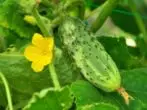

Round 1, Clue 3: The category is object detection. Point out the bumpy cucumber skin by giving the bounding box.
[58,17,121,92]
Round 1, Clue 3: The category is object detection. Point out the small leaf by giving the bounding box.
[23,86,74,110]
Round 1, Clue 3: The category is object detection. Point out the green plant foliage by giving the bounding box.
[0,26,25,51]
[100,68,147,110]
[121,68,147,108]
[0,52,51,107]
[0,0,38,38]
[69,68,147,110]
[1,0,147,109]
[23,86,74,110]
[0,49,79,108]
[98,36,143,69]
[78,103,119,110]
[71,80,103,107]
[54,48,81,85]
[111,6,140,35]
[19,0,36,14]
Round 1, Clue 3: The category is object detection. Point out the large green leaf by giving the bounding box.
[98,37,144,69]
[121,68,147,92]
[71,80,103,107]
[0,53,51,107]
[23,86,74,110]
[0,48,79,108]
[121,68,147,107]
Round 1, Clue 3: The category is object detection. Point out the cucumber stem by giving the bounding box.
[91,0,119,32]
[117,87,134,105]
[32,7,51,37]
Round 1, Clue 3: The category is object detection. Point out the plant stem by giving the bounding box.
[32,5,61,89]
[0,72,13,110]
[49,64,61,89]
[85,5,102,19]
[128,0,147,42]
[117,87,134,105]
[32,7,50,37]
[91,0,119,32]
[51,14,65,28]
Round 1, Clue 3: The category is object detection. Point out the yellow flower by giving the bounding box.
[24,33,54,72]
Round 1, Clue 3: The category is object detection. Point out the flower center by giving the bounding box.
[42,49,49,55]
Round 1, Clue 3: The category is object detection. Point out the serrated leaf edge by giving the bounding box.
[78,102,119,110]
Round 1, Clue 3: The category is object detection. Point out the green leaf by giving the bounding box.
[23,86,74,110]
[0,85,7,106]
[78,103,119,110]
[0,0,5,4]
[0,53,51,107]
[0,26,25,50]
[121,68,147,107]
[135,36,147,59]
[54,48,81,85]
[19,0,36,14]
[100,68,147,110]
[111,6,140,35]
[96,68,147,110]
[0,0,38,38]
[71,80,103,107]
[69,68,147,110]
[0,50,78,107]
[121,68,147,92]
[70,80,121,110]
[98,37,142,69]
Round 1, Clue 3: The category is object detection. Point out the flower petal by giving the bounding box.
[24,45,42,62]
[31,61,44,72]
[31,52,53,72]
[32,33,46,49]
[46,37,54,51]
[32,33,54,51]
[41,52,53,65]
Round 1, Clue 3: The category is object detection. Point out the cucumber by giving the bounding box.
[58,17,121,92]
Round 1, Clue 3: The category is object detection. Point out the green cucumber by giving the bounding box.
[58,17,121,92]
